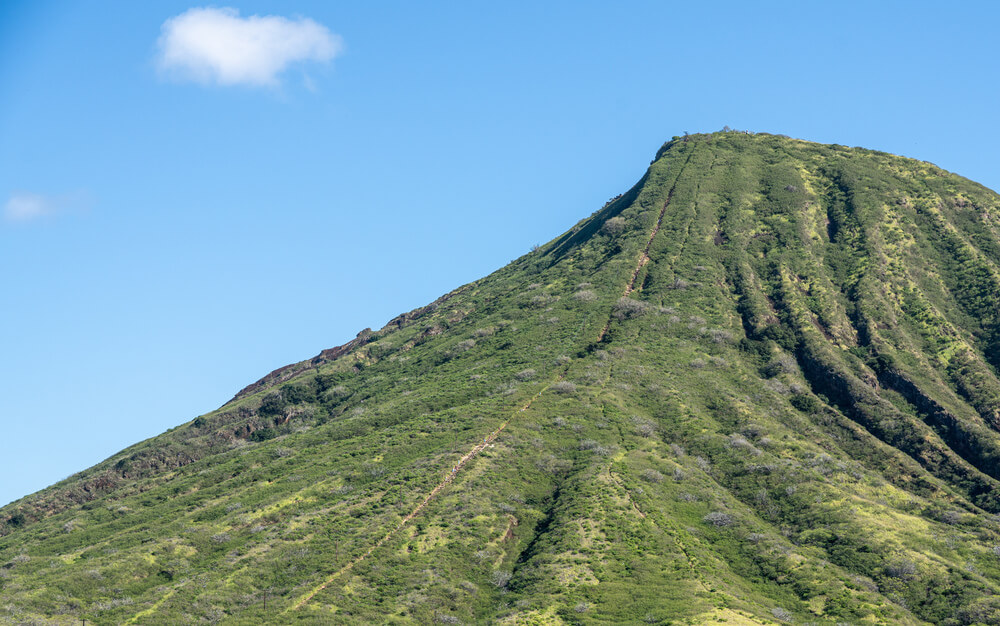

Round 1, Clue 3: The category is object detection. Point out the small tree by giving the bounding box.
[491,570,512,589]
[612,297,649,321]
[601,216,626,236]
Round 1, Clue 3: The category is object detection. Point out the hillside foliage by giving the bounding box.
[4,132,1000,624]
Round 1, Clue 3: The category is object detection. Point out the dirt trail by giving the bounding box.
[625,189,676,297]
[288,381,558,611]
[596,189,676,342]
[596,149,694,342]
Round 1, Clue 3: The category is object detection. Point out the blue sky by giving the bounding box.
[2,1,999,507]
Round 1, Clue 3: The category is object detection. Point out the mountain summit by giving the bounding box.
[4,132,1000,624]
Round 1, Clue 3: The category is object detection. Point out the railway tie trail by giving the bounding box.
[291,156,690,611]
[288,378,560,612]
[596,149,693,342]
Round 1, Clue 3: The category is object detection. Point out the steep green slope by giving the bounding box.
[4,132,1000,624]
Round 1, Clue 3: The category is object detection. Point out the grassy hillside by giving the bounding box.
[4,132,1000,624]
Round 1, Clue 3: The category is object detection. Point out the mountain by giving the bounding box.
[4,131,1000,625]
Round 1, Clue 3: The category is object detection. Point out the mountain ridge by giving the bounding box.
[4,131,1000,624]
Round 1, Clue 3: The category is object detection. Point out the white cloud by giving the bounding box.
[156,7,342,87]
[3,191,90,223]
[5,193,56,222]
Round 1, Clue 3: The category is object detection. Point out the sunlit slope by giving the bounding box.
[3,132,1000,624]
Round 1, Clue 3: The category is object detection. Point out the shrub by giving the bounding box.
[612,297,649,321]
[258,392,286,417]
[574,289,598,302]
[761,324,797,350]
[94,597,134,611]
[634,418,657,438]
[491,570,512,589]
[454,339,476,352]
[601,216,626,235]
[536,454,573,475]
[457,580,478,594]
[640,469,665,483]
[942,510,964,525]
[250,428,277,442]
[327,385,349,397]
[771,607,793,622]
[765,379,790,394]
[790,393,822,414]
[473,550,492,563]
[529,294,555,307]
[708,329,734,343]
[515,369,537,381]
[884,559,917,579]
[551,381,577,394]
[495,382,518,396]
[6,512,26,528]
[763,354,797,377]
[579,440,613,456]
[703,511,734,527]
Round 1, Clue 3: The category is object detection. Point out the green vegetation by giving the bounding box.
[3,131,1000,624]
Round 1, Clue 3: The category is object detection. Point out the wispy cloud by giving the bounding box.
[156,7,342,87]
[3,191,89,223]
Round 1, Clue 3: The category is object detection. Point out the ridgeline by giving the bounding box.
[4,132,1000,624]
